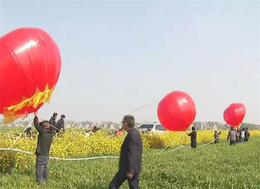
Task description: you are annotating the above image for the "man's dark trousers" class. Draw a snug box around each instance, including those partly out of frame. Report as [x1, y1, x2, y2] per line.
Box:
[36, 155, 49, 184]
[109, 172, 139, 189]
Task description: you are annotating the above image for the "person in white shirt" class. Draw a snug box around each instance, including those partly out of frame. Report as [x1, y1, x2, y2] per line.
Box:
[240, 128, 245, 142]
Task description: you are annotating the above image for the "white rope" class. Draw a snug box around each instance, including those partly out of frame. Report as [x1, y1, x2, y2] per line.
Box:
[0, 120, 33, 160]
[0, 107, 226, 162]
[128, 101, 158, 115]
[9, 120, 33, 146]
[0, 147, 119, 161]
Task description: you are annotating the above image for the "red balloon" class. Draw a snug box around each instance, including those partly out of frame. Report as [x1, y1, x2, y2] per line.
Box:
[157, 91, 196, 131]
[0, 28, 61, 123]
[223, 103, 246, 127]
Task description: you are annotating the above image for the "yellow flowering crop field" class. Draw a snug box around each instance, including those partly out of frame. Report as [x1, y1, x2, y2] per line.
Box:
[0, 129, 260, 173]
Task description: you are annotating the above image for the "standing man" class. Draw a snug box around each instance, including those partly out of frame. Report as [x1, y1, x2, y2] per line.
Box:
[240, 128, 245, 142]
[236, 128, 241, 143]
[49, 113, 58, 131]
[244, 128, 250, 142]
[214, 130, 221, 144]
[227, 127, 238, 145]
[185, 126, 197, 148]
[57, 114, 66, 134]
[109, 115, 143, 189]
[34, 112, 54, 185]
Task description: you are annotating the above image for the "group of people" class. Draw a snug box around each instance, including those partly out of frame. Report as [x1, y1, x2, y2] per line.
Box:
[24, 113, 66, 137]
[185, 126, 251, 149]
[32, 112, 252, 188]
[49, 113, 66, 134]
[227, 127, 250, 145]
[33, 112, 66, 185]
[33, 112, 142, 188]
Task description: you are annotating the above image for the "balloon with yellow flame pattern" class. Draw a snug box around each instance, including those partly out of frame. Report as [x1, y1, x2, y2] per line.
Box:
[0, 28, 61, 123]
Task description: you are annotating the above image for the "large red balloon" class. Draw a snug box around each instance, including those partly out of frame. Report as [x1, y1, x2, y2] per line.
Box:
[0, 28, 61, 123]
[157, 91, 196, 131]
[223, 103, 246, 127]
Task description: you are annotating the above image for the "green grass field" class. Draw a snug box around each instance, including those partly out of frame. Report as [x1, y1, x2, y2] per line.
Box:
[0, 137, 259, 189]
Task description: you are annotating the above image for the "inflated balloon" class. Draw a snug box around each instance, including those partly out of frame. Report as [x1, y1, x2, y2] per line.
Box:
[0, 28, 61, 123]
[157, 91, 196, 131]
[223, 103, 246, 127]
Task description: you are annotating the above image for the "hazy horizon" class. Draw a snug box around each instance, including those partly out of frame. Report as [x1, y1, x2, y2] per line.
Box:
[0, 1, 259, 124]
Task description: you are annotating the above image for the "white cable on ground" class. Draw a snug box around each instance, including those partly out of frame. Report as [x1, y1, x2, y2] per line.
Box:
[0, 120, 33, 160]
[0, 136, 222, 161]
[0, 147, 119, 161]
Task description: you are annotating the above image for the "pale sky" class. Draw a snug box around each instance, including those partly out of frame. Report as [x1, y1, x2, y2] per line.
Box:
[0, 1, 259, 124]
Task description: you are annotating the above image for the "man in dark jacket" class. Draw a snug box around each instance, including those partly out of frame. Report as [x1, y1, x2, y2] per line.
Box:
[227, 127, 238, 145]
[244, 128, 250, 142]
[57, 114, 66, 133]
[214, 130, 221, 144]
[186, 126, 197, 148]
[109, 115, 143, 189]
[34, 112, 54, 185]
[49, 113, 58, 130]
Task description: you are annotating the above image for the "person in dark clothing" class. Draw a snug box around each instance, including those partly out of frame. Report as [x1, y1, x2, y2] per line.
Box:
[214, 130, 221, 143]
[34, 112, 54, 185]
[56, 114, 66, 133]
[244, 128, 250, 142]
[109, 115, 143, 189]
[92, 126, 100, 133]
[227, 127, 238, 145]
[25, 127, 32, 137]
[236, 128, 241, 143]
[186, 126, 197, 148]
[49, 113, 58, 132]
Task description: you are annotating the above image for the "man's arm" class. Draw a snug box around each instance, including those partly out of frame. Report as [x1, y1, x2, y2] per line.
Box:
[227, 131, 230, 140]
[185, 131, 192, 136]
[34, 113, 43, 133]
[127, 135, 138, 175]
[61, 122, 65, 133]
[56, 120, 61, 131]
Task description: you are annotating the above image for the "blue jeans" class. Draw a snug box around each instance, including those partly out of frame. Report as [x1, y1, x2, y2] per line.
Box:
[240, 137, 244, 142]
[36, 155, 49, 184]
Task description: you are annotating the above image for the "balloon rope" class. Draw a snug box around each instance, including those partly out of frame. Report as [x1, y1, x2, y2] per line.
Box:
[0, 148, 118, 161]
[128, 101, 158, 115]
[0, 119, 32, 160]
[0, 135, 224, 161]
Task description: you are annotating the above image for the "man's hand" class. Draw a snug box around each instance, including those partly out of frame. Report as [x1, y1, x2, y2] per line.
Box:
[126, 173, 133, 179]
[34, 112, 38, 117]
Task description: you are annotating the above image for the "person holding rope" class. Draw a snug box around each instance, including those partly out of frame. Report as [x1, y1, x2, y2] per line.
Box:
[185, 126, 197, 148]
[34, 112, 54, 185]
[109, 115, 143, 189]
[56, 114, 66, 134]
[49, 112, 58, 132]
[214, 130, 221, 144]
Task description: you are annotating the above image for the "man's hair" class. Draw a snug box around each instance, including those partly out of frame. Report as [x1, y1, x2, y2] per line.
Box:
[61, 114, 66, 118]
[122, 115, 135, 128]
[192, 126, 195, 131]
[40, 121, 50, 129]
[53, 113, 58, 117]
